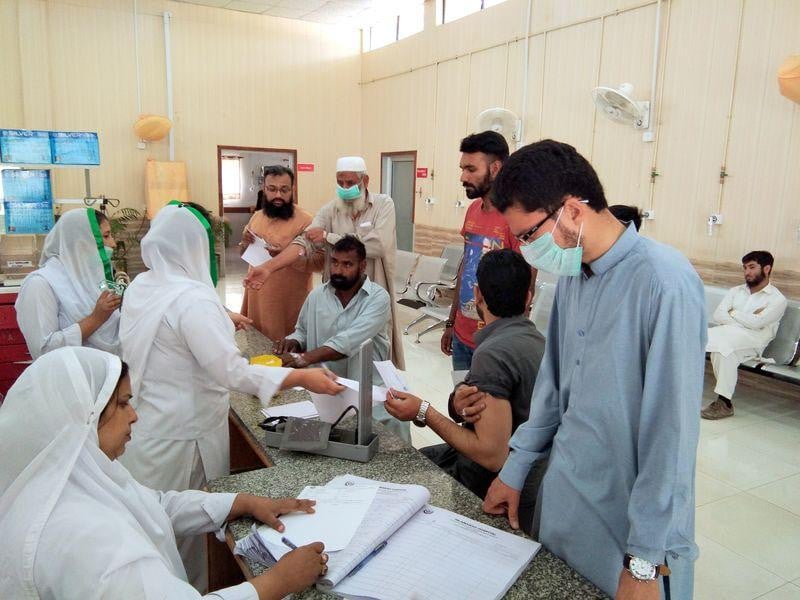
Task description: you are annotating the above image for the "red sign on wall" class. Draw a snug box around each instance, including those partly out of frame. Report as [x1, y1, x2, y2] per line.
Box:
[416, 167, 428, 178]
[297, 163, 315, 172]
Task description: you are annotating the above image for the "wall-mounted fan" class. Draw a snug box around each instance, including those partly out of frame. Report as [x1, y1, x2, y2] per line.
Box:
[592, 83, 650, 129]
[476, 108, 521, 144]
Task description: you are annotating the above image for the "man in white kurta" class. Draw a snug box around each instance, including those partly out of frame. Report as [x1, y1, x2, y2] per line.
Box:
[244, 156, 404, 369]
[702, 251, 787, 420]
[119, 202, 341, 590]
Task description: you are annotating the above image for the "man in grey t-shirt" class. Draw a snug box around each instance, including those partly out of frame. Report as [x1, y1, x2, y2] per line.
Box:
[385, 250, 545, 533]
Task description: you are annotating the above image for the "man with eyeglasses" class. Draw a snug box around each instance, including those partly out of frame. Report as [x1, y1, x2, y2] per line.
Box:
[239, 165, 323, 340]
[459, 140, 706, 599]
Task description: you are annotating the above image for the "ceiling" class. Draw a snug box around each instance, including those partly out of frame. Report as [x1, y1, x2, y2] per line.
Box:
[172, 0, 421, 27]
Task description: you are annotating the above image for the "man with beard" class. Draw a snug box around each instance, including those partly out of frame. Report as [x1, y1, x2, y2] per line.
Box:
[702, 250, 787, 419]
[239, 165, 324, 340]
[244, 156, 404, 369]
[273, 236, 408, 440]
[442, 131, 533, 371]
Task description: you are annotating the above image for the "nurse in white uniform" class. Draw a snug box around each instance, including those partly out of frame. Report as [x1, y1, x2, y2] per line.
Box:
[119, 202, 342, 589]
[0, 347, 328, 600]
[15, 208, 122, 359]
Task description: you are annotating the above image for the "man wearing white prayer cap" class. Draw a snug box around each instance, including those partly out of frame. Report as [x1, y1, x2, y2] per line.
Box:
[245, 155, 405, 369]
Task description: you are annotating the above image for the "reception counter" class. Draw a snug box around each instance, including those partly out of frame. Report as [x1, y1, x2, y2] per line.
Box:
[207, 328, 608, 599]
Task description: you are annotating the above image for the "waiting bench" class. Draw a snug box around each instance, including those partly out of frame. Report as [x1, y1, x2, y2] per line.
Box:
[705, 285, 800, 386]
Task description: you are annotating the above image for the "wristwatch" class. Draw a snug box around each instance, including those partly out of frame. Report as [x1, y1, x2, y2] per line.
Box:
[444, 319, 455, 328]
[413, 400, 430, 428]
[623, 554, 670, 582]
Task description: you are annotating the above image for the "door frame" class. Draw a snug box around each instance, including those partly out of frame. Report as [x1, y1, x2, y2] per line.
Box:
[379, 150, 417, 225]
[216, 145, 298, 216]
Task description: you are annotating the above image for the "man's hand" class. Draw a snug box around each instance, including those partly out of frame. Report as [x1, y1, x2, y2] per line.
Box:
[92, 290, 122, 322]
[441, 327, 454, 356]
[483, 477, 522, 530]
[305, 227, 326, 245]
[243, 264, 273, 290]
[452, 385, 487, 424]
[228, 312, 253, 331]
[279, 352, 308, 369]
[273, 338, 301, 355]
[241, 228, 256, 247]
[615, 570, 660, 600]
[384, 389, 423, 422]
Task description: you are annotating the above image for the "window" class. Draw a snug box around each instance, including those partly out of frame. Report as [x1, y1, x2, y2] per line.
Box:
[398, 3, 424, 41]
[438, 0, 508, 25]
[364, 0, 424, 51]
[221, 156, 242, 201]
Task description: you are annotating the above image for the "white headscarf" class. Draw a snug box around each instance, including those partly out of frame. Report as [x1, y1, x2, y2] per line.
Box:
[120, 203, 225, 398]
[26, 208, 120, 354]
[0, 347, 185, 598]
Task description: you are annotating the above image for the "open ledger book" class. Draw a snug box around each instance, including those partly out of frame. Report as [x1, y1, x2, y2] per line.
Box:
[252, 474, 541, 600]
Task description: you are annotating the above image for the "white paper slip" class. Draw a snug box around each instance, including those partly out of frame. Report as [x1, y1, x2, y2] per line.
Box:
[451, 370, 468, 386]
[310, 378, 388, 424]
[373, 360, 409, 392]
[241, 231, 273, 267]
[260, 400, 318, 420]
[258, 484, 380, 553]
[332, 504, 541, 600]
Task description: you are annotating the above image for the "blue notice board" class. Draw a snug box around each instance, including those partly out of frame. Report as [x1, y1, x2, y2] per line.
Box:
[2, 169, 54, 234]
[0, 130, 52, 164]
[51, 131, 100, 165]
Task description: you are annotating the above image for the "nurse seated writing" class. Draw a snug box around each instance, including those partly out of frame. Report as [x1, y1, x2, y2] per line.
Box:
[0, 347, 328, 600]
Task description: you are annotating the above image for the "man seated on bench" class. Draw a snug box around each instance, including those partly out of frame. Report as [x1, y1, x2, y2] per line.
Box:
[702, 251, 788, 420]
[384, 249, 546, 534]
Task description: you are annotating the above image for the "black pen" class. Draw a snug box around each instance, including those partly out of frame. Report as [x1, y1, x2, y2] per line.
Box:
[281, 536, 298, 550]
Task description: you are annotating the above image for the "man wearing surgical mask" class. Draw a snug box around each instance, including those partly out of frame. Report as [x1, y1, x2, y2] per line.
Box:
[462, 140, 706, 600]
[244, 156, 404, 369]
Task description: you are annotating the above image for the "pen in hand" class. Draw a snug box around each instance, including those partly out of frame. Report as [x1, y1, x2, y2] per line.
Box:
[281, 536, 298, 550]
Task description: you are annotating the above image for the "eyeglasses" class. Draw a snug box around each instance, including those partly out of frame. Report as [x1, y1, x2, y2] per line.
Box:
[515, 206, 560, 243]
[266, 186, 292, 195]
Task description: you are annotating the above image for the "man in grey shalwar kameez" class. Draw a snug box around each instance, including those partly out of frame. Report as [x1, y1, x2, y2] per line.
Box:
[472, 140, 706, 600]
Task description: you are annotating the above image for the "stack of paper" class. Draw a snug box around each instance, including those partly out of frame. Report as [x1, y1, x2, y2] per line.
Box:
[309, 377, 389, 423]
[260, 400, 319, 420]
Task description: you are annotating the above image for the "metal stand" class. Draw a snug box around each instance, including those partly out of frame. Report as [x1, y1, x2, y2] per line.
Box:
[263, 339, 379, 462]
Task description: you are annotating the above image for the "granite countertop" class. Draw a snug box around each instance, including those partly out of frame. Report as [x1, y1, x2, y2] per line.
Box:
[209, 329, 609, 599]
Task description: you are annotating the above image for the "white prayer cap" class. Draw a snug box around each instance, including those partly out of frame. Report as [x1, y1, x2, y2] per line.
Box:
[336, 156, 367, 173]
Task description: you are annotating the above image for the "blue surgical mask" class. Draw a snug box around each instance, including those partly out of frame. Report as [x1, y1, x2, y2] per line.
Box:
[103, 246, 115, 261]
[336, 183, 362, 202]
[520, 208, 584, 276]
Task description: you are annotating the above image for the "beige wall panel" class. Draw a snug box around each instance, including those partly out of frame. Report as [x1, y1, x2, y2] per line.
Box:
[539, 20, 602, 157]
[531, 0, 656, 33]
[647, 0, 741, 260]
[590, 5, 656, 208]
[166, 3, 362, 215]
[361, 65, 437, 221]
[0, 0, 24, 126]
[428, 57, 471, 229]
[467, 45, 510, 132]
[4, 0, 361, 217]
[716, 0, 800, 267]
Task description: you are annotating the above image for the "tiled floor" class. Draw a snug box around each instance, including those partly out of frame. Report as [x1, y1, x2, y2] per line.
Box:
[220, 253, 800, 600]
